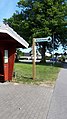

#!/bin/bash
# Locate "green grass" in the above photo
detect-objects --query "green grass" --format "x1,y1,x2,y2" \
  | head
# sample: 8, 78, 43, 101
13, 62, 61, 86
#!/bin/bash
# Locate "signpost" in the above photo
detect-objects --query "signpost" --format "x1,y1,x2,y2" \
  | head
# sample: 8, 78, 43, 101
32, 38, 36, 80
35, 36, 52, 43
32, 36, 52, 80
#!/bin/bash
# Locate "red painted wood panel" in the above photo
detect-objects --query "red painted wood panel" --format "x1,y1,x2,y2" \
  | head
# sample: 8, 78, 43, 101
4, 63, 8, 81
8, 48, 16, 81
0, 34, 22, 82
0, 49, 4, 82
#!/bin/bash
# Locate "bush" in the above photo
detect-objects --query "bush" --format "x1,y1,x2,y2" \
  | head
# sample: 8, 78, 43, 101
58, 56, 65, 62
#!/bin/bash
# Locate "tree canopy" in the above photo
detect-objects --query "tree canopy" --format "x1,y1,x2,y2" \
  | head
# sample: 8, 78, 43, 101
3, 0, 67, 46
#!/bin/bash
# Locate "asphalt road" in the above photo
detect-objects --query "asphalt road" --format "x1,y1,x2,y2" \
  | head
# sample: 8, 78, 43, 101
47, 63, 67, 119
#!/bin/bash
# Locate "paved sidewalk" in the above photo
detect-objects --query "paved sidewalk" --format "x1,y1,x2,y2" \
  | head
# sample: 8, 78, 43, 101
47, 63, 67, 119
0, 82, 53, 119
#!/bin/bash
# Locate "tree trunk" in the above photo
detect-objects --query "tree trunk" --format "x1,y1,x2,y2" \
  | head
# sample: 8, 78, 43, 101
41, 43, 46, 63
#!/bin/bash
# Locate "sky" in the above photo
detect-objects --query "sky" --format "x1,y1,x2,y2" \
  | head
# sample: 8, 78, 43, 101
0, 0, 19, 23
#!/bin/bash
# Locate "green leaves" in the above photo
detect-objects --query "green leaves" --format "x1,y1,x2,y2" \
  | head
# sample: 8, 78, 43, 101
3, 0, 67, 45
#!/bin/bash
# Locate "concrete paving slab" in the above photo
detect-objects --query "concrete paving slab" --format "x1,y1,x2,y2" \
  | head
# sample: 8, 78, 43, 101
0, 82, 53, 119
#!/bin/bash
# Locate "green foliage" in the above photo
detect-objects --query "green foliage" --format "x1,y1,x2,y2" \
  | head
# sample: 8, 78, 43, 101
58, 55, 66, 62
3, 0, 67, 45
15, 48, 24, 62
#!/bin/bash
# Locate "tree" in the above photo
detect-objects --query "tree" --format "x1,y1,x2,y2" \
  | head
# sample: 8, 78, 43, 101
3, 0, 67, 42
3, 0, 67, 62
4, 11, 31, 44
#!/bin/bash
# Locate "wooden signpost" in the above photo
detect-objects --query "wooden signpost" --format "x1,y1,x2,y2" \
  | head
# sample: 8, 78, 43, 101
32, 38, 36, 80
32, 36, 52, 80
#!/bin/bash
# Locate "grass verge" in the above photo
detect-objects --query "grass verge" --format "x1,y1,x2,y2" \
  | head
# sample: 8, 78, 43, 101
13, 62, 62, 86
